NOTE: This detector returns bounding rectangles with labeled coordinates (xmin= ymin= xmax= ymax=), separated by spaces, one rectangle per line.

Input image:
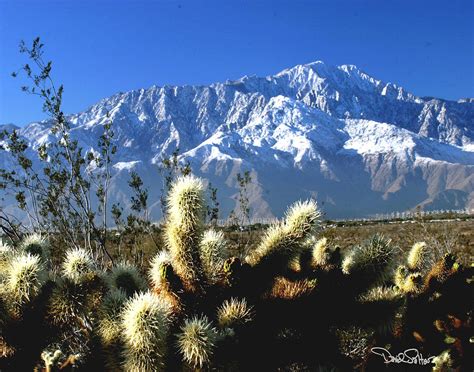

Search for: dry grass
xmin=100 ymin=218 xmax=473 ymax=270
xmin=319 ymin=219 xmax=473 ymax=265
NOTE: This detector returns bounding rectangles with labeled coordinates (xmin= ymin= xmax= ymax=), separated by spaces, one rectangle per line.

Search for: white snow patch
xmin=113 ymin=161 xmax=141 ymax=170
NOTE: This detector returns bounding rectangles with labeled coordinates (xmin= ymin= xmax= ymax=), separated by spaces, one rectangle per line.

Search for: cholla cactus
xmin=288 ymin=253 xmax=302 ymax=272
xmin=311 ymin=237 xmax=328 ymax=267
xmin=41 ymin=349 xmax=63 ymax=372
xmin=164 ymin=175 xmax=206 ymax=292
xmin=308 ymin=236 xmax=341 ymax=272
xmin=342 ymin=234 xmax=394 ymax=284
xmin=177 ymin=315 xmax=217 ymax=369
xmin=98 ymin=289 xmax=128 ymax=345
xmin=394 ymin=265 xmax=408 ymax=289
xmin=359 ymin=286 xmax=402 ymax=303
xmin=1 ymin=177 xmax=471 ymax=371
xmin=401 ymin=273 xmax=423 ymax=294
xmin=270 ymin=277 xmax=317 ymax=299
xmin=61 ymin=248 xmax=95 ymax=284
xmin=199 ymin=229 xmax=228 ymax=282
xmin=0 ymin=241 xmax=11 ymax=253
xmin=246 ymin=200 xmax=320 ymax=267
xmin=217 ymin=298 xmax=253 ymax=328
xmin=0 ymin=241 xmax=13 ymax=274
xmin=121 ymin=292 xmax=172 ymax=372
xmin=98 ymin=289 xmax=128 ymax=370
xmin=285 ymin=200 xmax=321 ymax=238
xmin=148 ymin=250 xmax=182 ymax=311
xmin=407 ymin=242 xmax=428 ymax=271
xmin=20 ymin=233 xmax=50 ymax=261
xmin=148 ymin=251 xmax=173 ymax=291
xmin=431 ymin=350 xmax=453 ymax=372
xmin=425 ymin=253 xmax=457 ymax=287
xmin=108 ymin=262 xmax=145 ymax=296
xmin=4 ymin=252 xmax=45 ymax=308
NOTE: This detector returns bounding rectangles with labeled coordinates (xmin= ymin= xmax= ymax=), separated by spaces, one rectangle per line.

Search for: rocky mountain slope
xmin=2 ymin=61 xmax=474 ymax=219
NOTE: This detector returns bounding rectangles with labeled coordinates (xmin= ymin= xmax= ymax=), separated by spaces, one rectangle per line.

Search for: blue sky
xmin=0 ymin=0 xmax=472 ymax=125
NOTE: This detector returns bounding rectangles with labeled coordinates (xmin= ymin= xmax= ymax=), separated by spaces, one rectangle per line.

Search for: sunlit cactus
xmin=41 ymin=349 xmax=62 ymax=372
xmin=0 ymin=176 xmax=472 ymax=371
xmin=121 ymin=291 xmax=172 ymax=372
xmin=311 ymin=237 xmax=328 ymax=266
xmin=342 ymin=234 xmax=394 ymax=284
xmin=148 ymin=250 xmax=182 ymax=312
xmin=431 ymin=350 xmax=453 ymax=372
xmin=425 ymin=253 xmax=457 ymax=287
xmin=164 ymin=175 xmax=206 ymax=292
xmin=108 ymin=262 xmax=145 ymax=297
xmin=358 ymin=286 xmax=402 ymax=303
xmin=47 ymin=275 xmax=96 ymax=327
xmin=269 ymin=277 xmax=317 ymax=299
xmin=149 ymin=251 xmax=172 ymax=291
xmin=20 ymin=233 xmax=50 ymax=261
xmin=61 ymin=247 xmax=95 ymax=284
xmin=246 ymin=200 xmax=320 ymax=267
xmin=407 ymin=242 xmax=427 ymax=271
xmin=217 ymin=297 xmax=253 ymax=328
xmin=199 ymin=229 xmax=228 ymax=282
xmin=0 ymin=241 xmax=13 ymax=274
xmin=0 ymin=241 xmax=11 ymax=253
xmin=309 ymin=236 xmax=341 ymax=272
xmin=285 ymin=200 xmax=321 ymax=238
xmin=288 ymin=253 xmax=303 ymax=272
xmin=246 ymin=224 xmax=285 ymax=266
xmin=98 ymin=289 xmax=128 ymax=370
xmin=177 ymin=315 xmax=217 ymax=369
xmin=4 ymin=252 xmax=45 ymax=309
xmin=401 ymin=272 xmax=423 ymax=294
xmin=98 ymin=288 xmax=128 ymax=345
xmin=394 ymin=265 xmax=408 ymax=289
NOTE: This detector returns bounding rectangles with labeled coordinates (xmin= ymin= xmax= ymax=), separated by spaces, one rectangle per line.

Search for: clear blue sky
xmin=0 ymin=0 xmax=472 ymax=126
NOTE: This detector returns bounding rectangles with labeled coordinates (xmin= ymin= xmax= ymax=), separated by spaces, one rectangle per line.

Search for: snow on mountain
xmin=2 ymin=61 xmax=474 ymax=219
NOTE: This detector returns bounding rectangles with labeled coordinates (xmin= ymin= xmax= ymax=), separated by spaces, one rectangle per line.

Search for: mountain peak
xmin=4 ymin=60 xmax=474 ymax=220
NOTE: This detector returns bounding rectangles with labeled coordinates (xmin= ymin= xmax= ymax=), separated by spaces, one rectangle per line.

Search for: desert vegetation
xmin=0 ymin=174 xmax=473 ymax=371
xmin=0 ymin=39 xmax=473 ymax=371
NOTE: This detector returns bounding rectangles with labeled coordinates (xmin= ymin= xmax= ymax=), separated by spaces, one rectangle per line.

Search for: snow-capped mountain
xmin=2 ymin=61 xmax=474 ymax=219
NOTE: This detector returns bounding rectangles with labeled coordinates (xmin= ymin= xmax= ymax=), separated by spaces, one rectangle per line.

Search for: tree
xmin=206 ymin=182 xmax=220 ymax=226
xmin=157 ymin=148 xmax=191 ymax=217
xmin=236 ymin=171 xmax=252 ymax=226
xmin=0 ymin=38 xmax=115 ymax=262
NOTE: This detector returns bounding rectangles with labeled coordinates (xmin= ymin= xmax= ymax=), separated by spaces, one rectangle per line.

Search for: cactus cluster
xmin=0 ymin=175 xmax=472 ymax=371
xmin=384 ymin=242 xmax=474 ymax=370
